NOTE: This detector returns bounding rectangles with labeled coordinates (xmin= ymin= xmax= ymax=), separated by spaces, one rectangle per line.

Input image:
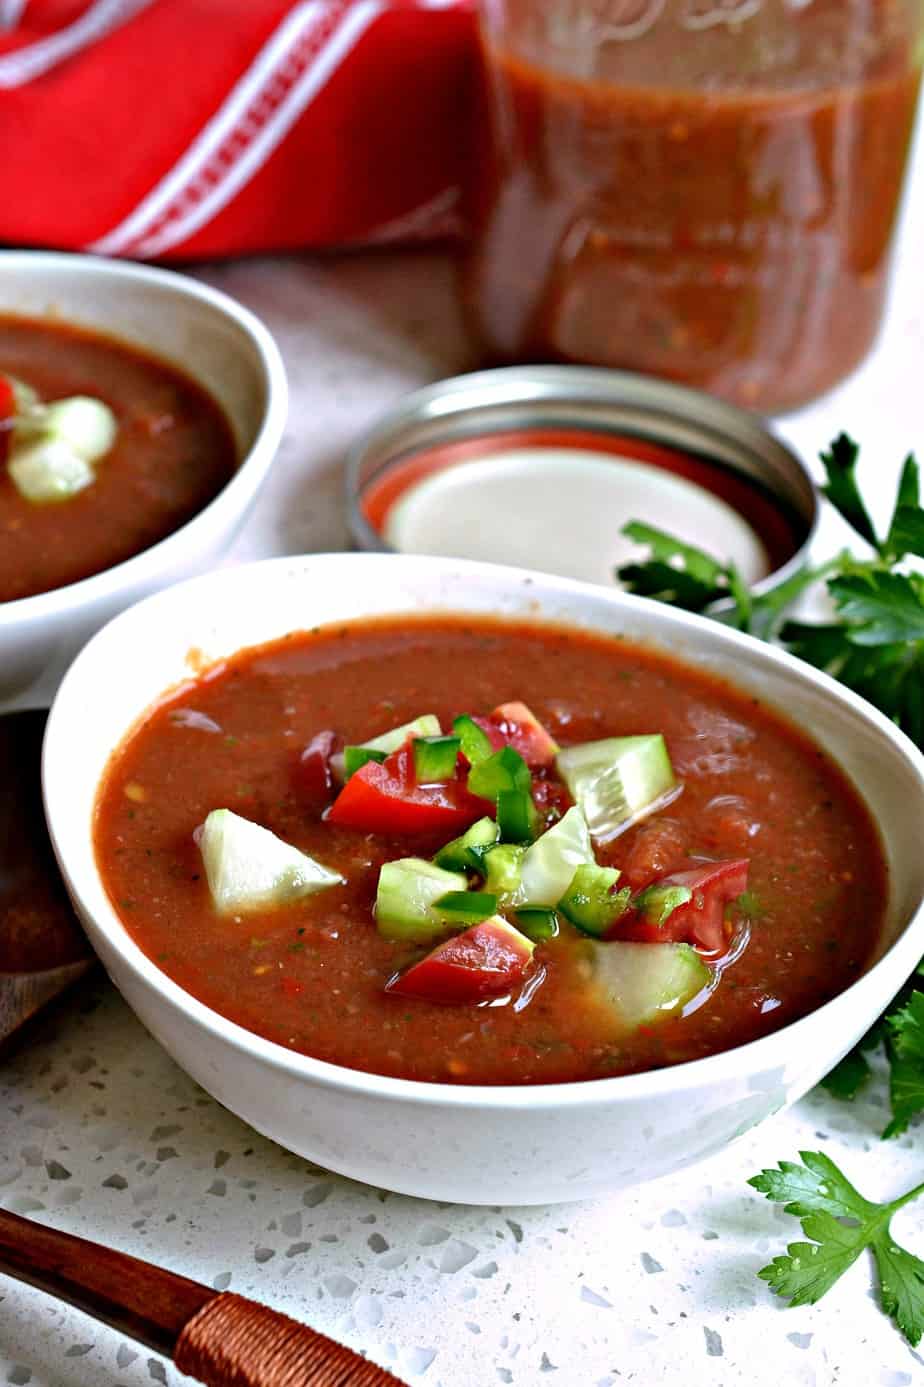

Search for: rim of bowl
xmin=0 ymin=251 xmax=288 ymax=629
xmin=42 ymin=551 xmax=924 ymax=1113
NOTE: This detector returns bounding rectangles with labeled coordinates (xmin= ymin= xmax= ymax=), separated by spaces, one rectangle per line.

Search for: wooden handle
xmin=0 ymin=1210 xmax=406 ymax=1385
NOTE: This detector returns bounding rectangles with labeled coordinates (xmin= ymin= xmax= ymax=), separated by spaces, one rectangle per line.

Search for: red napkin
xmin=0 ymin=0 xmax=477 ymax=259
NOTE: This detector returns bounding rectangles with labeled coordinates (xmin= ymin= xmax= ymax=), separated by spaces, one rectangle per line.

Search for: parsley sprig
xmin=617 ymin=434 xmax=924 ymax=1340
xmin=619 ymin=433 xmax=924 ymax=738
xmin=750 ymin=1152 xmax=924 ymax=1346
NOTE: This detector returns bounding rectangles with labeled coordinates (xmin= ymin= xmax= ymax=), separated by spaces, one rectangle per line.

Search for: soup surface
xmin=95 ymin=616 xmax=887 ymax=1086
xmin=0 ymin=316 xmax=237 ymax=602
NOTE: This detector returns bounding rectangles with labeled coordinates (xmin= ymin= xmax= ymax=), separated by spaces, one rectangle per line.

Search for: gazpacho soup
xmin=0 ymin=316 xmax=237 ymax=603
xmin=95 ymin=615 xmax=887 ymax=1086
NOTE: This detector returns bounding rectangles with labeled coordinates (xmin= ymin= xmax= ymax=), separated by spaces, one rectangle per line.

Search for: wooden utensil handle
xmin=0 ymin=1210 xmax=406 ymax=1385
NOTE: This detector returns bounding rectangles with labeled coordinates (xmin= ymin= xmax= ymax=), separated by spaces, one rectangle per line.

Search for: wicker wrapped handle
xmin=0 ymin=1210 xmax=405 ymax=1386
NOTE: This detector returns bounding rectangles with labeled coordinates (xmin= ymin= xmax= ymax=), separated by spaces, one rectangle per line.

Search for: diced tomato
xmin=486 ymin=701 xmax=559 ymax=768
xmin=621 ymin=817 xmax=688 ymax=890
xmin=0 ymin=375 xmax=15 ymax=467
xmin=328 ymin=742 xmax=491 ymax=835
xmin=280 ymin=977 xmax=304 ymax=998
xmin=295 ymin=729 xmax=340 ymax=809
xmin=386 ymin=918 xmax=536 ymax=1005
xmin=615 ymin=859 xmax=749 ymax=953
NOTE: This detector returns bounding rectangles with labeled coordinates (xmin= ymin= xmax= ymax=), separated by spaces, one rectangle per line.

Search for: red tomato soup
xmin=0 ymin=316 xmax=237 ymax=603
xmin=94 ymin=616 xmax=887 ymax=1086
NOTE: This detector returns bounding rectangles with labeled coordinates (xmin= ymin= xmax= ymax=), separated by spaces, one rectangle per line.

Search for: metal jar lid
xmin=346 ymin=365 xmax=817 ymax=592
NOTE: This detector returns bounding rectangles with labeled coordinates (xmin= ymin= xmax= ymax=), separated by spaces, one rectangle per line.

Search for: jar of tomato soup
xmin=462 ymin=0 xmax=922 ymax=413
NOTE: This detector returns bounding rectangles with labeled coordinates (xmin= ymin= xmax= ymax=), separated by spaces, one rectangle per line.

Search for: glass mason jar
xmin=462 ymin=0 xmax=923 ymax=413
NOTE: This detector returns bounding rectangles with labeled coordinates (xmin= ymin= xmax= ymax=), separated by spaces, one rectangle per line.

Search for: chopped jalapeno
xmin=513 ymin=907 xmax=560 ymax=941
xmin=453 ymin=714 xmax=495 ymax=766
xmin=497 ymin=786 xmax=539 ymax=843
xmin=468 ymin=745 xmax=531 ymax=802
xmin=435 ymin=817 xmax=500 ymax=873
xmin=434 ymin=890 xmax=498 ymax=924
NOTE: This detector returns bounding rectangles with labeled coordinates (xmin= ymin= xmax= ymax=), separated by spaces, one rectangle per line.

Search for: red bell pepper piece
xmin=386 ymin=918 xmax=535 ymax=1005
xmin=328 ymin=742 xmax=491 ymax=835
xmin=615 ymin=859 xmax=749 ymax=953
xmin=0 ymin=375 xmax=15 ymax=467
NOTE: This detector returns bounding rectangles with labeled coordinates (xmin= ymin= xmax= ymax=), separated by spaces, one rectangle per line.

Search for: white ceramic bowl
xmin=0 ymin=251 xmax=287 ymax=710
xmin=43 ymin=553 xmax=924 ymax=1205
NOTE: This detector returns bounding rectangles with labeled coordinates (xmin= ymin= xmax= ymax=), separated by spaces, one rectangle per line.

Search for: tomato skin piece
xmin=615 ymin=858 xmax=749 ymax=953
xmin=328 ymin=743 xmax=491 ymax=834
xmin=295 ymin=729 xmax=339 ymax=809
xmin=386 ymin=918 xmax=536 ymax=1005
xmin=486 ymin=701 xmax=559 ymax=768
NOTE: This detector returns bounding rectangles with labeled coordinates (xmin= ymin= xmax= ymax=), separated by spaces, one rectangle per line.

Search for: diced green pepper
xmin=513 ymin=907 xmax=559 ymax=941
xmin=343 ymin=745 xmax=387 ymax=779
xmin=467 ymin=745 xmax=531 ymax=802
xmin=558 ymin=863 xmax=632 ymax=937
xmin=634 ymin=882 xmax=693 ymax=927
xmin=413 ymin=734 xmax=461 ymax=784
xmin=434 ymin=817 xmax=499 ymax=873
xmin=482 ymin=843 xmax=526 ymax=896
xmin=452 ymin=714 xmax=494 ymax=767
xmin=497 ymin=787 xmax=539 ymax=844
xmin=433 ymin=890 xmax=498 ymax=925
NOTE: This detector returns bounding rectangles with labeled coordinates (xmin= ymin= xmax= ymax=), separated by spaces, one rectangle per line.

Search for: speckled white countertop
xmin=3 ymin=135 xmax=924 ymax=1387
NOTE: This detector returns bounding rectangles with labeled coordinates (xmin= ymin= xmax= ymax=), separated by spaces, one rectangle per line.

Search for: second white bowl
xmin=0 ymin=251 xmax=287 ymax=710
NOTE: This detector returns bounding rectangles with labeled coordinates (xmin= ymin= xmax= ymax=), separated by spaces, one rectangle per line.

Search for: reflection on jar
xmin=463 ymin=0 xmax=922 ymax=412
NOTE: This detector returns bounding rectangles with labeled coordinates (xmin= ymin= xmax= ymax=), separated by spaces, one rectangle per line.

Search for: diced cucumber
xmin=434 ymin=817 xmax=499 ymax=873
xmin=363 ymin=714 xmax=441 ymax=756
xmin=515 ymin=805 xmax=594 ymax=907
xmin=41 ymin=396 xmax=117 ymax=464
xmin=199 ymin=809 xmax=343 ymax=915
xmin=634 ymin=882 xmax=693 ymax=927
xmin=482 ymin=843 xmax=526 ymax=897
xmin=558 ymin=864 xmax=631 ymax=937
xmin=555 ymin=734 xmax=677 ymax=840
xmin=375 ymin=858 xmax=467 ymax=942
xmin=7 ymin=391 xmax=118 ymax=504
xmin=587 ymin=940 xmax=712 ymax=1030
xmin=7 ymin=439 xmax=95 ymax=504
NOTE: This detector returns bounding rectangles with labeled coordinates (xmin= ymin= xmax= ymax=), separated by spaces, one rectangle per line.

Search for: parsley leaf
xmin=750 ymin=1152 xmax=924 ymax=1345
xmin=820 ymin=1048 xmax=873 ymax=1102
xmin=820 ymin=433 xmax=880 ymax=550
xmin=617 ymin=522 xmax=731 ymax=613
xmin=884 ymin=456 xmax=924 ymax=562
xmin=884 ymin=992 xmax=924 ymax=1139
